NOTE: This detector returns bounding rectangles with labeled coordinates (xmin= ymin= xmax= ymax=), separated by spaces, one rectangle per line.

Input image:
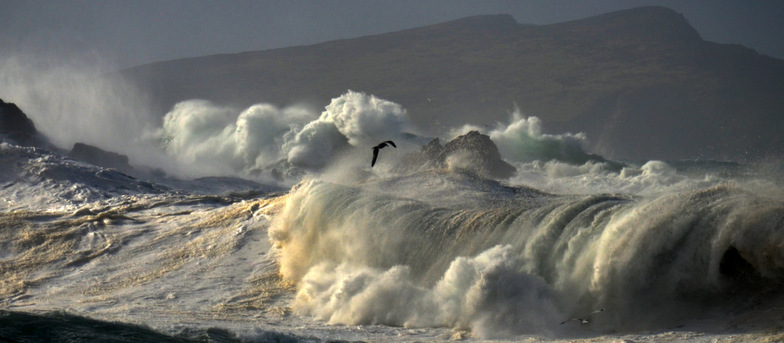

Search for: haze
xmin=2 ymin=0 xmax=783 ymax=70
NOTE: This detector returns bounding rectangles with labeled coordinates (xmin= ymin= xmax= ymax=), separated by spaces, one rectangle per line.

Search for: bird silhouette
xmin=371 ymin=140 xmax=396 ymax=167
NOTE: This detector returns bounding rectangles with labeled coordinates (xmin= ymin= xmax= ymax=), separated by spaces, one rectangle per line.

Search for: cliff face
xmin=554 ymin=6 xmax=702 ymax=43
xmin=121 ymin=6 xmax=784 ymax=161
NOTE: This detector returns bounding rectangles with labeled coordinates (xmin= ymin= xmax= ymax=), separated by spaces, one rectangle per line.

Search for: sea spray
xmin=451 ymin=110 xmax=599 ymax=165
xmin=0 ymin=55 xmax=157 ymax=165
xmin=153 ymin=91 xmax=411 ymax=178
xmin=155 ymin=100 xmax=315 ymax=176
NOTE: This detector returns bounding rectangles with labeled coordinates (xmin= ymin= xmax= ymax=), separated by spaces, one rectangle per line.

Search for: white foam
xmin=292 ymin=245 xmax=561 ymax=339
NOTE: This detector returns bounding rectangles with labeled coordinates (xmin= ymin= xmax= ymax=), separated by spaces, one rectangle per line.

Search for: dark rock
xmin=68 ymin=142 xmax=133 ymax=172
xmin=0 ymin=98 xmax=50 ymax=147
xmin=399 ymin=131 xmax=517 ymax=179
xmin=440 ymin=131 xmax=517 ymax=179
xmin=421 ymin=137 xmax=443 ymax=160
xmin=397 ymin=137 xmax=442 ymax=170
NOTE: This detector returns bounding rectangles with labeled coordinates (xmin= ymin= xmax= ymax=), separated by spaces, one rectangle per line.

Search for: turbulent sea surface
xmin=1 ymin=90 xmax=784 ymax=342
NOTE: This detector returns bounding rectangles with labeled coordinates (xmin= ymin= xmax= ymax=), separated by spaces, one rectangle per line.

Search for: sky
xmin=1 ymin=0 xmax=783 ymax=70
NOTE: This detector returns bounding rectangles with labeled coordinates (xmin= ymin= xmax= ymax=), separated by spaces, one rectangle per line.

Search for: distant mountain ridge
xmin=121 ymin=6 xmax=784 ymax=161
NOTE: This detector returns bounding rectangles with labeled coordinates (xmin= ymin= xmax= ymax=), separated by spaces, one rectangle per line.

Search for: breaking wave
xmin=270 ymin=171 xmax=784 ymax=338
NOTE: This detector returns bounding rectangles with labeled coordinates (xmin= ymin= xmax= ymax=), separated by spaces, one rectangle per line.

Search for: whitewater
xmin=1 ymin=63 xmax=783 ymax=341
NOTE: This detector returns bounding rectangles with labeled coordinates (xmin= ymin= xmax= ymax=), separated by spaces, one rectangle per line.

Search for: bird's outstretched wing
xmin=370 ymin=140 xmax=396 ymax=167
xmin=371 ymin=148 xmax=380 ymax=167
xmin=560 ymin=318 xmax=576 ymax=325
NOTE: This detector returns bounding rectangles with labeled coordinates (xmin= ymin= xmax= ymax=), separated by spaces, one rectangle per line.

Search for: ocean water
xmin=1 ymin=84 xmax=784 ymax=342
xmin=2 ymin=141 xmax=784 ymax=342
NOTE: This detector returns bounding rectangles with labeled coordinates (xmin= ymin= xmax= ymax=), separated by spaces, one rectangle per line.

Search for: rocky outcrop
xmin=400 ymin=131 xmax=516 ymax=179
xmin=68 ymin=143 xmax=133 ymax=172
xmin=0 ymin=98 xmax=50 ymax=147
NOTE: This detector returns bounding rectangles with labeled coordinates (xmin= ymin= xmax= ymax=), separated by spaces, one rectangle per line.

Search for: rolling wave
xmin=270 ymin=170 xmax=784 ymax=337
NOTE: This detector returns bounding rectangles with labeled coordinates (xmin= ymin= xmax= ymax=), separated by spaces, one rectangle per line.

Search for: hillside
xmin=121 ymin=6 xmax=784 ymax=161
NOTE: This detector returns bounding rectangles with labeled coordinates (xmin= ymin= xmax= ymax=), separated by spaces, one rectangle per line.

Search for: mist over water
xmin=0 ymin=55 xmax=157 ymax=159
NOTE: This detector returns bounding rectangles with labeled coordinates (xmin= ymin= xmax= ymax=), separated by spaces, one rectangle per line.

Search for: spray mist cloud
xmin=0 ymin=54 xmax=156 ymax=163
xmin=283 ymin=90 xmax=410 ymax=169
xmin=154 ymin=90 xmax=411 ymax=178
xmin=155 ymin=100 xmax=315 ymax=176
xmin=451 ymin=110 xmax=594 ymax=165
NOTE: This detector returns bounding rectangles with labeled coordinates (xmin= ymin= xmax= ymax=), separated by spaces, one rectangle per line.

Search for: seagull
xmin=560 ymin=308 xmax=604 ymax=325
xmin=371 ymin=140 xmax=396 ymax=167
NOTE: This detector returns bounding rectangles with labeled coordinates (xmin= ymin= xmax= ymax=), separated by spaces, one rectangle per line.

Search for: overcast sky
xmin=2 ymin=0 xmax=783 ymax=70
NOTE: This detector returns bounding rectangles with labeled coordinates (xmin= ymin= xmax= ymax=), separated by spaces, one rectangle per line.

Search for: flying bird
xmin=560 ymin=308 xmax=604 ymax=325
xmin=371 ymin=140 xmax=396 ymax=167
